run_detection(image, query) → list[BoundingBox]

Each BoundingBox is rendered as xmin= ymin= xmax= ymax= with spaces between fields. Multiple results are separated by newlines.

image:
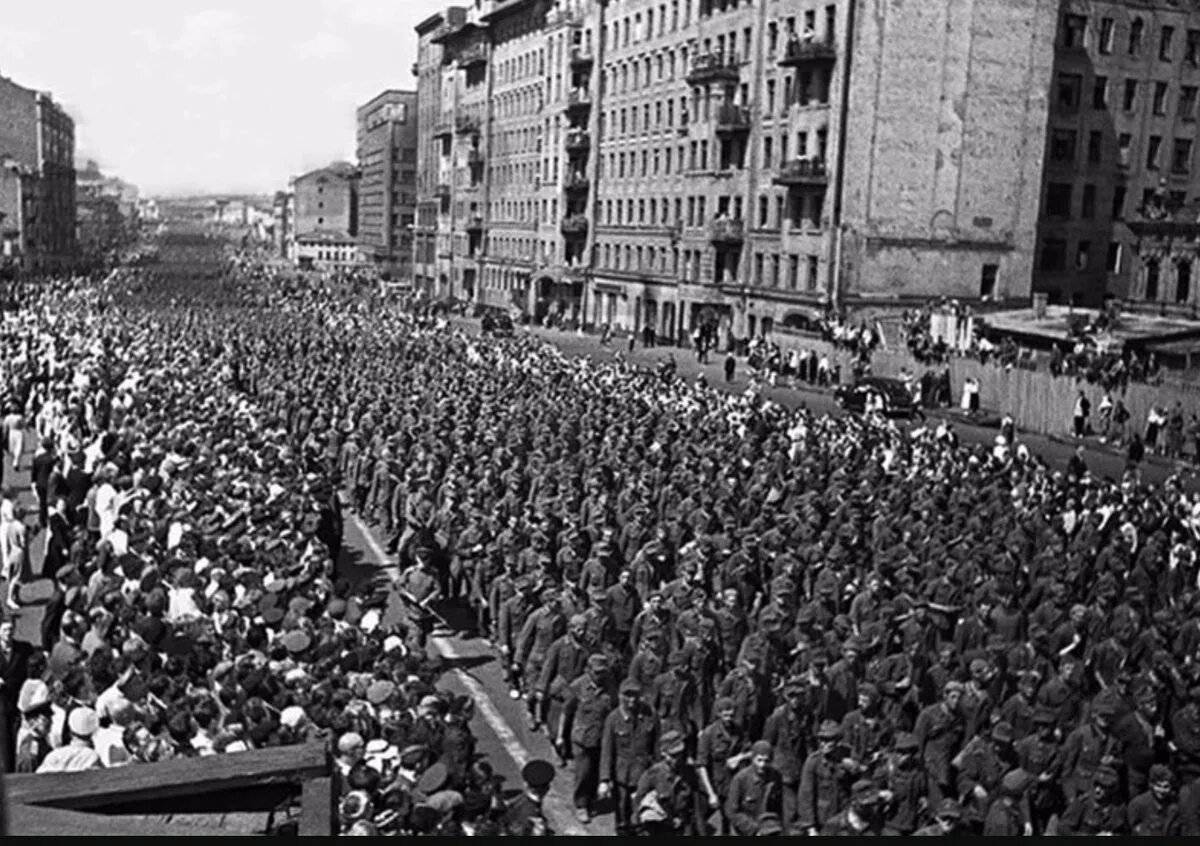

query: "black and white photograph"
xmin=1 ymin=0 xmax=1200 ymax=837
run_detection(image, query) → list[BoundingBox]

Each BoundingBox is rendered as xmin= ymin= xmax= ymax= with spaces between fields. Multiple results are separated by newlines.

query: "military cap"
xmin=935 ymin=799 xmax=963 ymax=820
xmin=661 ymin=730 xmax=686 ymax=756
xmin=751 ymin=740 xmax=773 ymax=757
xmin=522 ymin=759 xmax=555 ymax=789
xmin=1033 ymin=707 xmax=1057 ymax=726
xmin=894 ymin=732 xmax=919 ymax=752
xmin=755 ymin=813 xmax=784 ymax=836
xmin=1149 ymin=764 xmax=1173 ymax=786
xmin=1094 ymin=765 xmax=1120 ymax=787
xmin=399 ymin=743 xmax=429 ymax=766
xmin=619 ymin=679 xmax=641 ymax=695
xmin=991 ymin=721 xmax=1015 ymax=744
xmin=816 ymin=720 xmax=842 ymax=740
xmin=586 ymin=654 xmax=608 ymax=672
xmin=1000 ymin=768 xmax=1035 ymax=795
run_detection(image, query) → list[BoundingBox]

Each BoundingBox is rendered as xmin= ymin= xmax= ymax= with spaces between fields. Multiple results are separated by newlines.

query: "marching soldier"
xmin=559 ymin=653 xmax=616 ymax=823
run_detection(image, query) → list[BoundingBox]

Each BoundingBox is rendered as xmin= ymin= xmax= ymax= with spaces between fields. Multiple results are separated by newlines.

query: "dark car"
xmin=480 ymin=310 xmax=514 ymax=338
xmin=834 ymin=376 xmax=919 ymax=418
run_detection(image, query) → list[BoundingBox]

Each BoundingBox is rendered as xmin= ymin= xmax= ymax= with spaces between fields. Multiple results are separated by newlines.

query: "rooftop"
xmin=981 ymin=304 xmax=1200 ymax=349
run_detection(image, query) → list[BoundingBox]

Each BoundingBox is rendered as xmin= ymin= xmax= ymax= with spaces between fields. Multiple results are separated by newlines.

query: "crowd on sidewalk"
xmin=5 ymin=236 xmax=1200 ymax=837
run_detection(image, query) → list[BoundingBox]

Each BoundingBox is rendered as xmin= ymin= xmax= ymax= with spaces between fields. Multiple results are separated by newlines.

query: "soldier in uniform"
xmin=820 ymin=779 xmax=898 ymax=835
xmin=1061 ymin=695 xmax=1122 ymax=802
xmin=882 ymin=732 xmax=927 ymax=835
xmin=762 ymin=678 xmax=810 ymax=832
xmin=797 ymin=720 xmax=855 ymax=835
xmin=634 ymin=729 xmax=702 ymax=835
xmin=954 ymin=720 xmax=1017 ymax=831
xmin=599 ymin=678 xmax=660 ymax=835
xmin=498 ymin=576 xmax=536 ymax=699
xmin=560 ymin=653 xmax=616 ymax=823
xmin=1015 ymin=706 xmax=1065 ymax=834
xmin=725 ymin=740 xmax=785 ymax=836
xmin=1128 ymin=764 xmax=1179 ymax=835
xmin=516 ymin=586 xmax=567 ymax=730
xmin=913 ymin=681 xmax=965 ymax=804
xmin=1059 ymin=764 xmax=1129 ymax=835
xmin=503 ymin=759 xmax=557 ymax=836
xmin=982 ymin=769 xmax=1034 ymax=836
xmin=649 ymin=647 xmax=703 ymax=749
xmin=695 ymin=696 xmax=751 ymax=833
xmin=913 ymin=798 xmax=964 ymax=836
xmin=393 ymin=540 xmax=443 ymax=652
xmin=537 ymin=614 xmax=593 ymax=743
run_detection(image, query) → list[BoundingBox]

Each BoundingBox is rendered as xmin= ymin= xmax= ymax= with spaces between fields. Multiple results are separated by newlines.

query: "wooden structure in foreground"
xmin=1 ymin=741 xmax=334 ymax=836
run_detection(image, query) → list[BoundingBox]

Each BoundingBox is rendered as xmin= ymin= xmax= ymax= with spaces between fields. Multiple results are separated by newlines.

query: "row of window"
xmin=1044 ymin=181 xmax=1189 ymax=224
xmin=1038 ymin=237 xmax=1121 ymax=276
xmin=1048 ymin=126 xmax=1193 ymax=174
xmin=1057 ymin=73 xmax=1200 ymax=120
xmin=1062 ymin=12 xmax=1200 ymax=66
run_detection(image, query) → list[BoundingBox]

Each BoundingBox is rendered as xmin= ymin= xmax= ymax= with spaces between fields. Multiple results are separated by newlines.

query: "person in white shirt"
xmin=37 ymin=706 xmax=102 ymax=773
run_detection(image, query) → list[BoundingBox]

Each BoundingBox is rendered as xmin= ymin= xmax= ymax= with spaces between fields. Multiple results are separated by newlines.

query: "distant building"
xmin=356 ymin=90 xmax=419 ymax=279
xmin=76 ymin=159 xmax=140 ymax=266
xmin=0 ymin=74 xmax=76 ymax=273
xmin=272 ymin=191 xmax=293 ymax=260
xmin=292 ymin=162 xmax=362 ymax=269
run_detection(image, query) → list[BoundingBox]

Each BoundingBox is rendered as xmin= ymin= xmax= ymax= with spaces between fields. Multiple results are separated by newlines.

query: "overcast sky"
xmin=0 ymin=0 xmax=445 ymax=196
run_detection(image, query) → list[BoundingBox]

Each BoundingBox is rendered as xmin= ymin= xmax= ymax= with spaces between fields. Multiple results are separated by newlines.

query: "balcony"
xmin=570 ymin=46 xmax=594 ymax=69
xmin=564 ymin=173 xmax=590 ymax=193
xmin=566 ymin=89 xmax=592 ymax=114
xmin=467 ymin=149 xmax=485 ymax=168
xmin=715 ymin=104 xmax=751 ymax=134
xmin=433 ymin=120 xmax=454 ymax=139
xmin=458 ymin=43 xmax=488 ymax=69
xmin=708 ymin=217 xmax=745 ymax=243
xmin=565 ymin=129 xmax=590 ymax=152
xmin=686 ymin=52 xmax=741 ymax=86
xmin=465 ymin=214 xmax=484 ymax=233
xmin=455 ymin=114 xmax=481 ymax=136
xmin=436 ymin=183 xmax=451 ymax=199
xmin=773 ymin=157 xmax=829 ymax=187
xmin=561 ymin=214 xmax=589 ymax=235
xmin=777 ymin=38 xmax=837 ymax=68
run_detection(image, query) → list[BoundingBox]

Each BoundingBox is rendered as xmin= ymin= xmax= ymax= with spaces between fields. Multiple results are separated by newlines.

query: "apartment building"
xmin=414 ymin=9 xmax=458 ymax=295
xmin=291 ymin=162 xmax=360 ymax=270
xmin=1035 ymin=0 xmax=1200 ymax=312
xmin=416 ymin=0 xmax=1058 ymax=338
xmin=356 ymin=90 xmax=418 ymax=278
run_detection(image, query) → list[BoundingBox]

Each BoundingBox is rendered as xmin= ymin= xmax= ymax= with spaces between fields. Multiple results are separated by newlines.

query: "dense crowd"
xmin=4 ymin=232 xmax=1200 ymax=837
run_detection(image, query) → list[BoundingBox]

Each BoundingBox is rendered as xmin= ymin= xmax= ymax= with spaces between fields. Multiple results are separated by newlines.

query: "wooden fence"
xmin=771 ymin=327 xmax=1200 ymax=438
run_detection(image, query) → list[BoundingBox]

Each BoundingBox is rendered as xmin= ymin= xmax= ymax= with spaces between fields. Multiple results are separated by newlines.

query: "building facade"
xmin=415 ymin=9 xmax=458 ymax=296
xmin=356 ymin=90 xmax=419 ymax=279
xmin=0 ymin=75 xmax=77 ymax=273
xmin=1035 ymin=0 xmax=1200 ymax=312
xmin=415 ymin=0 xmax=1060 ymax=338
xmin=291 ymin=162 xmax=361 ymax=270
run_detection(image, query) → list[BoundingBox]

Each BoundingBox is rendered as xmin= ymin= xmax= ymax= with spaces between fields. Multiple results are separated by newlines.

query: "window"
xmin=1087 ymin=131 xmax=1103 ymax=163
xmin=1178 ymin=260 xmax=1192 ymax=303
xmin=1173 ymin=138 xmax=1193 ymax=174
xmin=758 ymin=196 xmax=769 ymax=227
xmin=1118 ymin=133 xmax=1132 ymax=168
xmin=1123 ymin=79 xmax=1138 ymax=111
xmin=1112 ymin=185 xmax=1126 ymax=220
xmin=1050 ymin=129 xmax=1077 ymax=162
xmin=1075 ymin=241 xmax=1091 ymax=271
xmin=1092 ymin=76 xmax=1109 ymax=109
xmin=1182 ymin=86 xmax=1198 ymax=121
xmin=763 ymin=136 xmax=773 ymax=168
xmin=807 ymin=255 xmax=819 ymax=291
xmin=1146 ymin=259 xmax=1160 ymax=300
xmin=1082 ymin=184 xmax=1096 ymax=219
xmin=754 ymin=252 xmax=764 ymax=285
xmin=979 ymin=264 xmax=998 ymax=299
xmin=789 ymin=255 xmax=800 ymax=290
xmin=1046 ymin=183 xmax=1073 ymax=218
xmin=1062 ymin=14 xmax=1087 ymax=49
xmin=1147 ymin=135 xmax=1163 ymax=169
xmin=1056 ymin=73 xmax=1082 ymax=111
xmin=766 ymin=79 xmax=776 ymax=113
xmin=1188 ymin=30 xmax=1200 ymax=67
xmin=1129 ymin=18 xmax=1144 ymax=55
xmin=1040 ymin=238 xmax=1068 ymax=271
xmin=1153 ymin=82 xmax=1168 ymax=115
xmin=1099 ymin=17 xmax=1115 ymax=54
xmin=1107 ymin=242 xmax=1122 ymax=274
xmin=1161 ymin=26 xmax=1175 ymax=61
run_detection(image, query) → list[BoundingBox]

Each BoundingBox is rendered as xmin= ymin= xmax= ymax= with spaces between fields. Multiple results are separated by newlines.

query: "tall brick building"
xmin=0 ymin=74 xmax=77 ymax=273
xmin=415 ymin=0 xmax=1063 ymax=338
xmin=1035 ymin=0 xmax=1200 ymax=312
xmin=291 ymin=162 xmax=361 ymax=270
xmin=356 ymin=90 xmax=419 ymax=278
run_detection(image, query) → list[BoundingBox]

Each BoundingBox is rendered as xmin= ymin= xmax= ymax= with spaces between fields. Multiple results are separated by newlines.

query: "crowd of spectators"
xmin=4 ymin=232 xmax=1200 ymax=837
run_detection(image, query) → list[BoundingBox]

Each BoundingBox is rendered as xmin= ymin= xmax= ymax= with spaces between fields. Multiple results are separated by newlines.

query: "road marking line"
xmin=346 ymin=511 xmax=586 ymax=836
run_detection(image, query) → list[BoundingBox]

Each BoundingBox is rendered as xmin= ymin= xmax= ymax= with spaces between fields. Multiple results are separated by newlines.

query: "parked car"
xmin=480 ymin=309 xmax=514 ymax=337
xmin=834 ymin=376 xmax=919 ymax=418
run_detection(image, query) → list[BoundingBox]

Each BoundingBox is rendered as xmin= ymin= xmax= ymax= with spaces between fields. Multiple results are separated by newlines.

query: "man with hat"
xmin=819 ymin=778 xmax=897 ymax=835
xmin=537 ymin=613 xmax=594 ymax=743
xmin=725 ymin=739 xmax=784 ymax=836
xmin=599 ymin=677 xmax=659 ymax=835
xmin=695 ymin=695 xmax=752 ymax=833
xmin=954 ymin=720 xmax=1017 ymax=828
xmin=913 ymin=798 xmax=964 ymax=836
xmin=1061 ymin=693 xmax=1122 ymax=802
xmin=797 ymin=719 xmax=854 ymax=835
xmin=36 ymin=705 xmax=101 ymax=773
xmin=1128 ymin=764 xmax=1179 ymax=836
xmin=498 ymin=576 xmax=536 ymax=699
xmin=1058 ymin=764 xmax=1129 ymax=835
xmin=393 ymin=539 xmax=443 ymax=652
xmin=883 ymin=732 xmax=926 ymax=835
xmin=559 ymin=653 xmax=615 ymax=822
xmin=503 ymin=759 xmax=556 ymax=836
xmin=13 ymin=679 xmax=53 ymax=773
xmin=982 ymin=768 xmax=1035 ymax=835
xmin=634 ymin=729 xmax=701 ymax=834
xmin=913 ymin=680 xmax=965 ymax=804
xmin=516 ymin=584 xmax=567 ymax=730
xmin=762 ymin=676 xmax=810 ymax=832
xmin=1015 ymin=706 xmax=1065 ymax=834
